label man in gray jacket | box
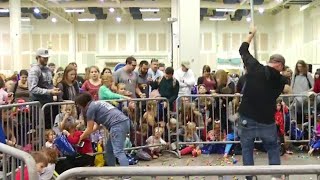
[28,48,60,129]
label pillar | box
[171,0,200,72]
[10,0,22,72]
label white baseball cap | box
[181,61,190,69]
[36,48,50,58]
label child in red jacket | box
[275,99,288,137]
[62,122,94,167]
[275,99,292,155]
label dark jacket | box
[238,42,286,124]
[151,77,179,110]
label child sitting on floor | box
[308,116,320,156]
[180,122,202,157]
[62,122,95,166]
[45,129,56,149]
[146,127,167,159]
[53,104,80,135]
[40,148,58,180]
[16,151,48,180]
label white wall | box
[271,6,320,70]
[0,6,320,76]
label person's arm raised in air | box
[239,26,260,73]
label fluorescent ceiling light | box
[116,17,122,22]
[65,9,85,13]
[0,9,9,13]
[216,9,236,12]
[21,17,31,22]
[78,18,96,22]
[109,8,115,13]
[209,17,227,21]
[139,8,160,12]
[143,18,161,21]
[258,7,264,14]
[300,4,309,11]
[33,8,40,14]
[51,17,57,23]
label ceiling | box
[0,0,318,22]
[0,0,273,9]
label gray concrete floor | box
[86,151,320,180]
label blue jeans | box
[238,115,280,180]
[105,119,130,166]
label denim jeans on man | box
[105,119,130,166]
[238,115,280,180]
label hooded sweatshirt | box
[174,68,196,95]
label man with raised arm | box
[238,26,288,180]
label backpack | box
[292,74,312,89]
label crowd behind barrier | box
[0,101,42,151]
[1,93,319,157]
[0,91,320,178]
[0,42,318,179]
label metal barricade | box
[0,140,38,180]
[174,94,314,158]
[102,98,178,157]
[174,94,241,158]
[56,165,320,180]
[279,94,314,143]
[0,101,42,151]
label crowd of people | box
[0,28,320,180]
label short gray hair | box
[269,54,285,66]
